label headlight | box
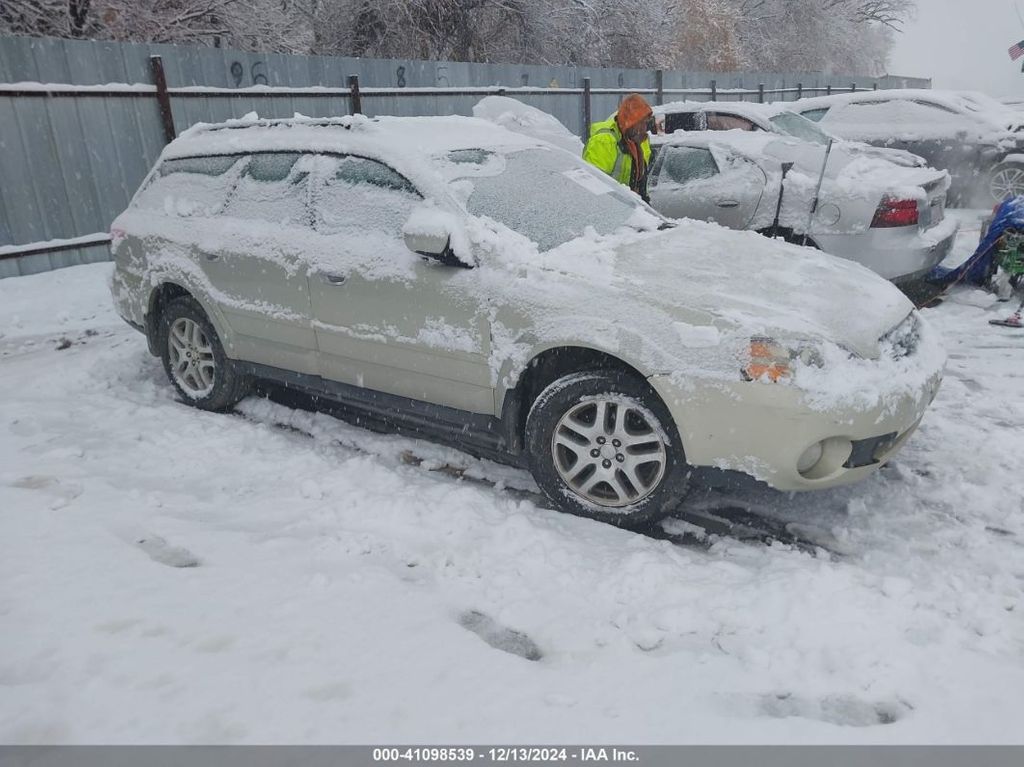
[742,336,824,382]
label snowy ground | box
[2,211,1023,744]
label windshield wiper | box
[657,221,676,230]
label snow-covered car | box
[110,114,944,528]
[790,89,1024,205]
[654,99,926,168]
[648,131,958,282]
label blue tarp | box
[928,196,1024,287]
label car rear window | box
[799,108,829,122]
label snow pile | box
[472,96,583,156]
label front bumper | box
[648,371,942,492]
[813,217,959,282]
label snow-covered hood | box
[602,223,913,358]
[493,219,914,365]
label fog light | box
[797,441,825,475]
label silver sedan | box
[648,130,959,282]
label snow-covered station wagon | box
[110,114,945,526]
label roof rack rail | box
[184,114,373,138]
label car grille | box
[879,312,920,360]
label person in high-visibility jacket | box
[583,93,655,201]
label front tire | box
[158,296,250,411]
[525,371,690,528]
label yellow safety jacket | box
[582,117,652,191]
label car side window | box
[314,155,422,236]
[133,154,244,217]
[220,152,312,226]
[706,114,757,131]
[799,108,829,122]
[663,112,705,134]
[658,147,719,186]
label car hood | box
[601,222,913,359]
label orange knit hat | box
[616,93,653,134]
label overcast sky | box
[889,0,1024,96]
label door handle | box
[321,273,347,285]
[716,199,740,208]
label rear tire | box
[525,371,690,528]
[158,296,250,411]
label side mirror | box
[402,212,474,268]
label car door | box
[307,154,494,415]
[201,152,319,375]
[648,145,766,229]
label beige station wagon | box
[110,114,945,527]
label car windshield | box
[768,112,834,145]
[449,148,661,252]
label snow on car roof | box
[790,88,1021,124]
[791,88,954,110]
[654,99,789,121]
[155,113,551,198]
[164,112,544,163]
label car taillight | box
[870,198,919,228]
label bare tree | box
[0,0,917,76]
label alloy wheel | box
[990,166,1024,202]
[167,317,216,398]
[551,397,667,508]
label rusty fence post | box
[710,79,717,101]
[149,55,175,144]
[655,69,664,106]
[758,83,765,103]
[349,74,362,115]
[797,82,803,100]
[582,77,591,143]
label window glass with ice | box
[769,112,834,145]
[315,155,422,236]
[221,153,312,227]
[455,148,657,252]
[134,154,245,218]
[658,147,720,186]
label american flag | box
[1011,40,1024,61]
